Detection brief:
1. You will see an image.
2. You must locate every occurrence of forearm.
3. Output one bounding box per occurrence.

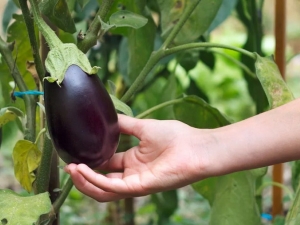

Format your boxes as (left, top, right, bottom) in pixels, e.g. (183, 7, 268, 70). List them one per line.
(210, 98, 300, 176)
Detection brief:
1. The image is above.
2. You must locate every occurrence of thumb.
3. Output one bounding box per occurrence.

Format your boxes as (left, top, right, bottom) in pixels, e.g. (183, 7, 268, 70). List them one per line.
(118, 114, 143, 139)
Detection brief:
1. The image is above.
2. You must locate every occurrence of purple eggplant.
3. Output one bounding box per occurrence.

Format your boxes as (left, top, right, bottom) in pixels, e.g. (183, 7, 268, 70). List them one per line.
(44, 64, 119, 168)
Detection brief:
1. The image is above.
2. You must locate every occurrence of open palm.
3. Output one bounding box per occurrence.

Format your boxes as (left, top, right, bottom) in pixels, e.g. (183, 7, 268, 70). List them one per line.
(65, 115, 211, 202)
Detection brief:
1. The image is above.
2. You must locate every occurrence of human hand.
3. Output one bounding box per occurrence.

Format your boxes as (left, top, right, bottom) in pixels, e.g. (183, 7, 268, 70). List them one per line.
(65, 114, 214, 202)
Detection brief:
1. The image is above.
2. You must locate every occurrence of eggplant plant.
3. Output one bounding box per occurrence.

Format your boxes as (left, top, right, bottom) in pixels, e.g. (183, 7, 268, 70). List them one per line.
(0, 0, 299, 224)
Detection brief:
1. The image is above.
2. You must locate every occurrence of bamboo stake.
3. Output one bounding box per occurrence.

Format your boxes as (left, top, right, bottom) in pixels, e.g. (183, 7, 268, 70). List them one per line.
(272, 0, 286, 217)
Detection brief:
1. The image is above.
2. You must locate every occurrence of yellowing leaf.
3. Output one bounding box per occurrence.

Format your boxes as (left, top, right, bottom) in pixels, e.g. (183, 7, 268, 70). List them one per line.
(0, 110, 16, 128)
(12, 140, 42, 192)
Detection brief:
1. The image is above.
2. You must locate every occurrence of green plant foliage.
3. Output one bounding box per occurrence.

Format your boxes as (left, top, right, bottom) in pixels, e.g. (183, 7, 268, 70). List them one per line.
(12, 140, 42, 192)
(174, 95, 262, 224)
(151, 190, 179, 225)
(109, 94, 133, 116)
(286, 183, 300, 225)
(39, 0, 76, 33)
(158, 0, 223, 44)
(254, 54, 294, 109)
(0, 189, 51, 225)
(104, 10, 148, 30)
(207, 0, 238, 33)
(236, 0, 268, 114)
(2, 0, 19, 33)
(174, 95, 230, 128)
(1, 14, 36, 104)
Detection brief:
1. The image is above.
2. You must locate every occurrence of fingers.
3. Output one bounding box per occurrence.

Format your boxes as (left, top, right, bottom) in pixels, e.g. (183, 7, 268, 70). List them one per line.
(66, 164, 131, 202)
(66, 164, 143, 196)
(118, 114, 143, 138)
(75, 164, 135, 194)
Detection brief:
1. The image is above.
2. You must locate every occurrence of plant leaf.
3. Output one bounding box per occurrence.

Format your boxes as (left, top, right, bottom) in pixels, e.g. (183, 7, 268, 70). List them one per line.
(0, 110, 17, 128)
(0, 189, 51, 225)
(109, 10, 148, 29)
(12, 140, 42, 192)
(39, 0, 76, 33)
(254, 54, 294, 109)
(158, 0, 223, 45)
(77, 0, 89, 9)
(174, 95, 231, 128)
(110, 95, 133, 117)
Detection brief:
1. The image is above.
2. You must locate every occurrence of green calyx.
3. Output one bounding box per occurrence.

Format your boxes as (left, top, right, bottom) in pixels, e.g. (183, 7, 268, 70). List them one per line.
(44, 43, 100, 85)
(28, 0, 99, 85)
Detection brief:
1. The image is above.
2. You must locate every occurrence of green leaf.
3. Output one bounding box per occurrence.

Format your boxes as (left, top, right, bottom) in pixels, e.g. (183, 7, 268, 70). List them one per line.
(109, 10, 148, 29)
(2, 0, 18, 33)
(209, 172, 261, 225)
(254, 54, 294, 109)
(152, 75, 177, 120)
(39, 0, 76, 33)
(77, 0, 89, 9)
(151, 190, 178, 224)
(173, 95, 230, 128)
(126, 2, 156, 85)
(4, 14, 37, 97)
(158, 0, 223, 45)
(110, 95, 133, 117)
(12, 140, 42, 192)
(0, 189, 51, 225)
(174, 95, 262, 225)
(207, 0, 239, 33)
(177, 49, 199, 72)
(192, 177, 217, 206)
(285, 183, 300, 225)
(236, 0, 268, 114)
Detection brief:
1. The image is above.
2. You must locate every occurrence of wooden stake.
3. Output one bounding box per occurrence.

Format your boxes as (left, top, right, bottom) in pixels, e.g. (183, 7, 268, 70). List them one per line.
(272, 0, 286, 217)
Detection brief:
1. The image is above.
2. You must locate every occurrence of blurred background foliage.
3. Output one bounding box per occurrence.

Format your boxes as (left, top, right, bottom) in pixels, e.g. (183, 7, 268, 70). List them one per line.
(1, 0, 300, 224)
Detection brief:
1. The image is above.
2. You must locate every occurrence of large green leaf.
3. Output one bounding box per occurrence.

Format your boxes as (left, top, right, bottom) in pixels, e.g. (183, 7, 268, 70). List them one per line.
(151, 190, 178, 225)
(209, 172, 261, 225)
(1, 14, 37, 107)
(12, 140, 42, 192)
(158, 0, 222, 45)
(2, 0, 18, 33)
(254, 54, 294, 109)
(207, 0, 238, 33)
(236, 0, 268, 114)
(173, 95, 230, 128)
(39, 0, 76, 33)
(174, 95, 262, 225)
(0, 189, 51, 225)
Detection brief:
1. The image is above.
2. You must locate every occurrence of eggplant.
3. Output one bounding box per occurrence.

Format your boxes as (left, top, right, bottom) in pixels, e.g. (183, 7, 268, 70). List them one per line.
(44, 64, 119, 168)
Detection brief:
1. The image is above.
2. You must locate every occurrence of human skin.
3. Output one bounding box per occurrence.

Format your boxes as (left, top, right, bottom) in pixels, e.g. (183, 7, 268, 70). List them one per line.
(65, 98, 300, 202)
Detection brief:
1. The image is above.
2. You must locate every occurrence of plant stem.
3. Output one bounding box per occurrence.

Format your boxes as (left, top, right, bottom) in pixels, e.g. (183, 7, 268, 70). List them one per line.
(161, 0, 202, 49)
(209, 49, 256, 78)
(28, 0, 62, 49)
(18, 0, 45, 81)
(136, 98, 184, 119)
(35, 136, 53, 194)
(121, 51, 164, 102)
(77, 0, 115, 53)
(0, 36, 36, 142)
(121, 42, 256, 102)
(52, 177, 73, 213)
(0, 36, 28, 92)
(165, 43, 256, 59)
(34, 128, 46, 145)
(256, 181, 293, 201)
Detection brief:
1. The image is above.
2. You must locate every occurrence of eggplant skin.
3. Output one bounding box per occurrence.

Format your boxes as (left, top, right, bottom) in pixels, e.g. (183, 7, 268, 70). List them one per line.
(44, 65, 120, 168)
